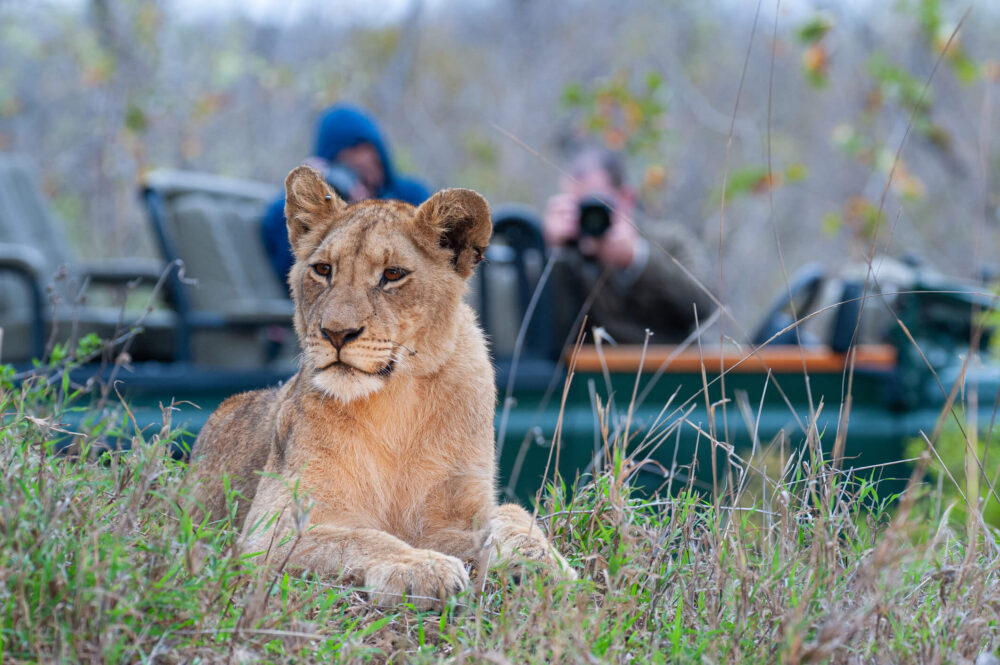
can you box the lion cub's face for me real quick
[283,166,491,402]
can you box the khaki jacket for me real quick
[552,221,714,346]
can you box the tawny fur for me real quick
[190,166,574,608]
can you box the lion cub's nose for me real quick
[320,326,364,351]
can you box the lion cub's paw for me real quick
[493,532,577,581]
[365,549,469,610]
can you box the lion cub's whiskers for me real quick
[389,341,418,357]
[384,342,417,371]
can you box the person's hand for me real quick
[579,215,639,269]
[346,180,371,202]
[542,193,580,247]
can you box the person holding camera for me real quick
[543,148,713,345]
[260,104,431,285]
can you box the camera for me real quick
[324,163,362,201]
[577,197,612,237]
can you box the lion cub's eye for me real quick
[382,267,407,283]
[312,263,332,278]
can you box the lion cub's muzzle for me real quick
[313,325,397,378]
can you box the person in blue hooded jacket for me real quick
[261,105,432,284]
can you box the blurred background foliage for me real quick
[1,0,999,323]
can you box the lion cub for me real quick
[191,166,573,607]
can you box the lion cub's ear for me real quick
[413,188,492,278]
[284,165,345,255]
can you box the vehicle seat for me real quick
[140,170,295,368]
[0,154,174,364]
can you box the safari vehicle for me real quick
[2,159,996,502]
[485,243,999,499]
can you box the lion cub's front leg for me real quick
[488,504,576,580]
[242,483,469,609]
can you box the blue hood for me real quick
[314,104,398,189]
[262,104,432,283]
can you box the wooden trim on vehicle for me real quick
[568,344,898,374]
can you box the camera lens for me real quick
[578,198,612,237]
[324,164,362,201]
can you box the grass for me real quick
[2,356,999,664]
